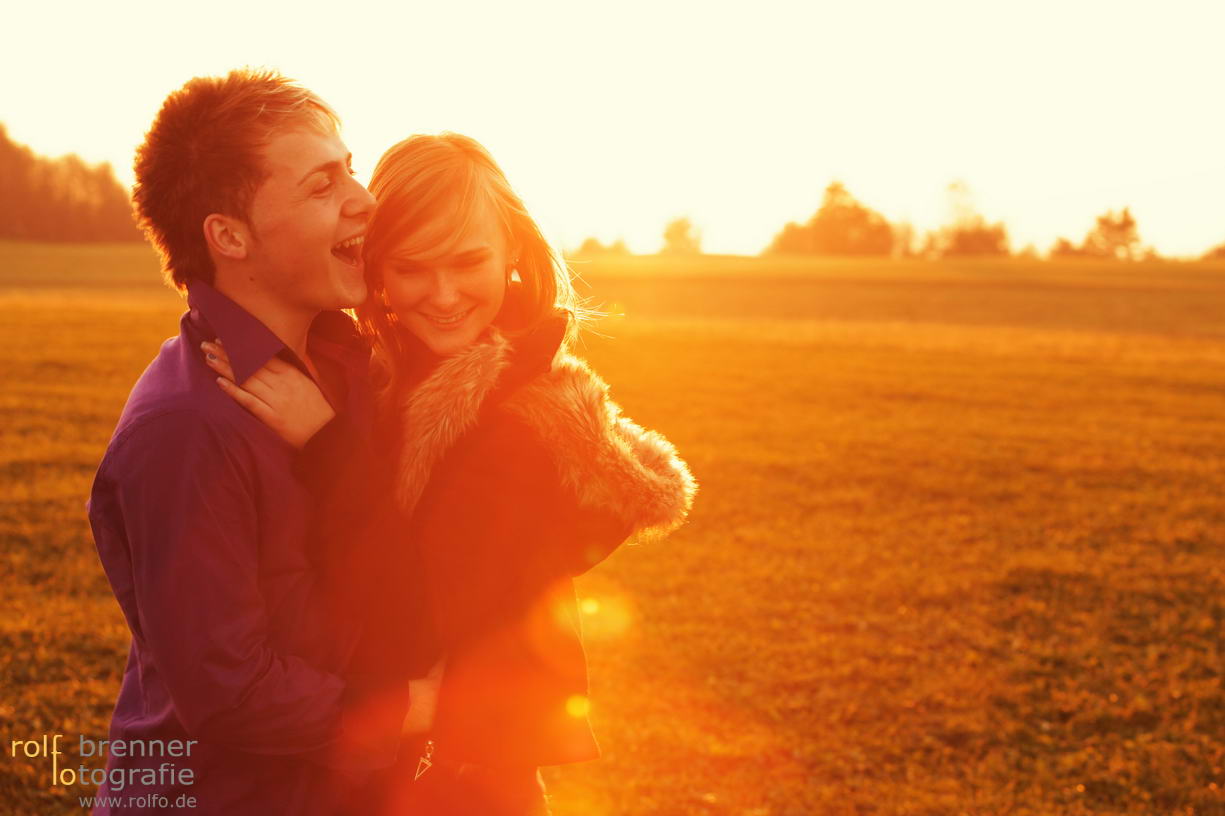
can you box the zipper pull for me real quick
[414,739,435,781]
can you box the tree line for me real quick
[0,125,140,242]
[577,182,1225,261]
[3,123,1222,260]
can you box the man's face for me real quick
[243,126,374,312]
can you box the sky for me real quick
[4,0,1225,257]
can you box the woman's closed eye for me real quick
[390,262,427,277]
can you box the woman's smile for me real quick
[419,306,475,329]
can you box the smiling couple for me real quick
[86,69,696,816]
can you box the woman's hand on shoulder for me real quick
[202,339,335,449]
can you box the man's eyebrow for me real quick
[297,153,353,186]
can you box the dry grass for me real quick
[2,242,1224,814]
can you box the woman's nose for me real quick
[427,272,462,310]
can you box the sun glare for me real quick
[3,1,1225,255]
[565,694,591,719]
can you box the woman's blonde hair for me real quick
[357,133,579,392]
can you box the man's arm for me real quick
[94,410,406,769]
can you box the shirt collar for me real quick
[186,280,291,385]
[186,280,368,385]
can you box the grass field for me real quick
[2,241,1224,815]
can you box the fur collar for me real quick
[389,328,696,538]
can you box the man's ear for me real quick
[203,214,250,261]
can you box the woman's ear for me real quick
[203,214,250,261]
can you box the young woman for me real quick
[205,133,696,815]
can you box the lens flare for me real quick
[565,694,591,718]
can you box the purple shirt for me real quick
[87,281,405,815]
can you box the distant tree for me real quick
[0,123,140,242]
[808,182,894,255]
[1203,242,1225,261]
[1049,237,1085,258]
[1083,208,1141,260]
[766,221,810,254]
[1050,207,1146,261]
[576,237,607,256]
[891,221,918,258]
[930,182,1010,257]
[661,217,701,255]
[939,220,1010,257]
[573,236,632,258]
[765,181,894,256]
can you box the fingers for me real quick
[245,362,290,393]
[238,372,287,407]
[215,377,276,423]
[246,358,319,399]
[201,341,236,382]
[202,340,327,412]
[262,357,293,375]
[205,339,232,367]
[202,341,291,400]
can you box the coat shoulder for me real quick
[503,352,697,539]
[391,332,697,540]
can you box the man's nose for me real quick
[344,176,377,220]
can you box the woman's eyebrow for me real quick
[450,247,492,262]
[388,245,492,265]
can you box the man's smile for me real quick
[331,234,364,266]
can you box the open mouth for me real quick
[332,235,364,266]
[420,307,474,328]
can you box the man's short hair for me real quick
[132,68,339,291]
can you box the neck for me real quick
[213,268,316,366]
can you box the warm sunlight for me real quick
[4,5,1225,814]
[4,0,1224,256]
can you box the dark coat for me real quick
[380,320,698,768]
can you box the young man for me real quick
[87,69,408,815]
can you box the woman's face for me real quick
[380,200,510,356]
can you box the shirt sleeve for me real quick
[97,410,405,771]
